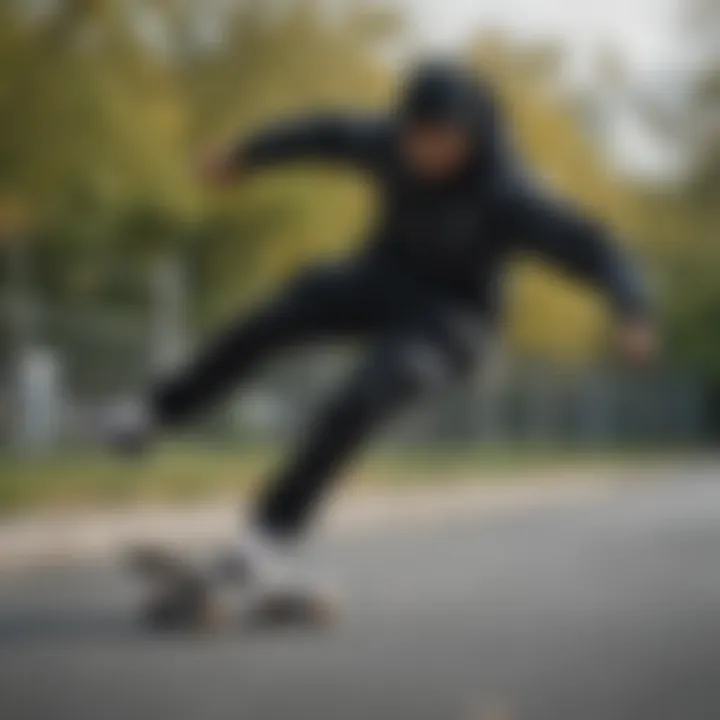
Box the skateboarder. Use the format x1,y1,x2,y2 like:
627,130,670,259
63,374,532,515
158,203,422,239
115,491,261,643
110,61,656,626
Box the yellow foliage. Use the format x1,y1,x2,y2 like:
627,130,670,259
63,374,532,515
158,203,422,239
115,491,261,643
0,2,648,363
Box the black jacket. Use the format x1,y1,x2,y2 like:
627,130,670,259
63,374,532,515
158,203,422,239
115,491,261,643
236,79,648,321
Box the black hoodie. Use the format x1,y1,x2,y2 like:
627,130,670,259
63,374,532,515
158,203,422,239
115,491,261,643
237,62,649,321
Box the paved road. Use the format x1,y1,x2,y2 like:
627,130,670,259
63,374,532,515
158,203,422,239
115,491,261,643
1,472,720,720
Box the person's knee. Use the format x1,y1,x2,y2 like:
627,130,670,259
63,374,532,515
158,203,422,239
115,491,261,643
399,339,458,391
351,341,452,416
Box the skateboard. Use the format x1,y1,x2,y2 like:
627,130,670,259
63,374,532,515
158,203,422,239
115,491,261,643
126,545,340,633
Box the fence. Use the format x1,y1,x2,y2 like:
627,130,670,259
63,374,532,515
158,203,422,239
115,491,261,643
0,312,708,454
0,246,709,453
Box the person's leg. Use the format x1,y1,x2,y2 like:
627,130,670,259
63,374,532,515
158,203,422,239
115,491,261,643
252,329,460,541
150,262,386,429
233,301,488,601
104,262,385,454
152,297,306,428
227,332,448,599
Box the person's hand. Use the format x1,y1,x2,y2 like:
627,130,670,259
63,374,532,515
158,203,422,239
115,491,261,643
616,319,659,366
196,147,241,188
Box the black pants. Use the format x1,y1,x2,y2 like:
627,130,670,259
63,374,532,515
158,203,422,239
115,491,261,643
153,256,486,538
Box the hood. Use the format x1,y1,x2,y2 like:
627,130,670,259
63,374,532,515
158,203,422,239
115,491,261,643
396,60,506,173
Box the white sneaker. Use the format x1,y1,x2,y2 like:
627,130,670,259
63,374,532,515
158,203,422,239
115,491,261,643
231,526,340,624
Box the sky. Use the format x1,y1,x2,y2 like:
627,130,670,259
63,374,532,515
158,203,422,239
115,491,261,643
398,0,683,81
392,0,688,178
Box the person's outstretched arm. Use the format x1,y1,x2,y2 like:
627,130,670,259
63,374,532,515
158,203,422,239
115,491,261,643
199,114,382,186
504,174,657,363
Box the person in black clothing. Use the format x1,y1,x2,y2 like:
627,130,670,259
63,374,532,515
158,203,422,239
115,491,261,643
114,61,656,612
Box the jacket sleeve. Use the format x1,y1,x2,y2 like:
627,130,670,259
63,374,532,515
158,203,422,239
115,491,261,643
233,114,383,170
503,176,651,320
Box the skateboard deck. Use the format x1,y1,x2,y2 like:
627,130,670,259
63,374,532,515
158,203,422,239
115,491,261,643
126,544,340,633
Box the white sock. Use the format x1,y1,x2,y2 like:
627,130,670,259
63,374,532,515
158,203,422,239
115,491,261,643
234,525,337,603
237,525,300,591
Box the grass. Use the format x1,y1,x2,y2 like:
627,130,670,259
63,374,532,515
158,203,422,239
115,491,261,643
0,442,702,514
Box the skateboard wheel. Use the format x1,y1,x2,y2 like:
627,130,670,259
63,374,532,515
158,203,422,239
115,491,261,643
144,579,226,634
252,592,341,627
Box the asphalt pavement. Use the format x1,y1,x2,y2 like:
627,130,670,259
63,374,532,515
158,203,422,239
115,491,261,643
1,469,720,720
